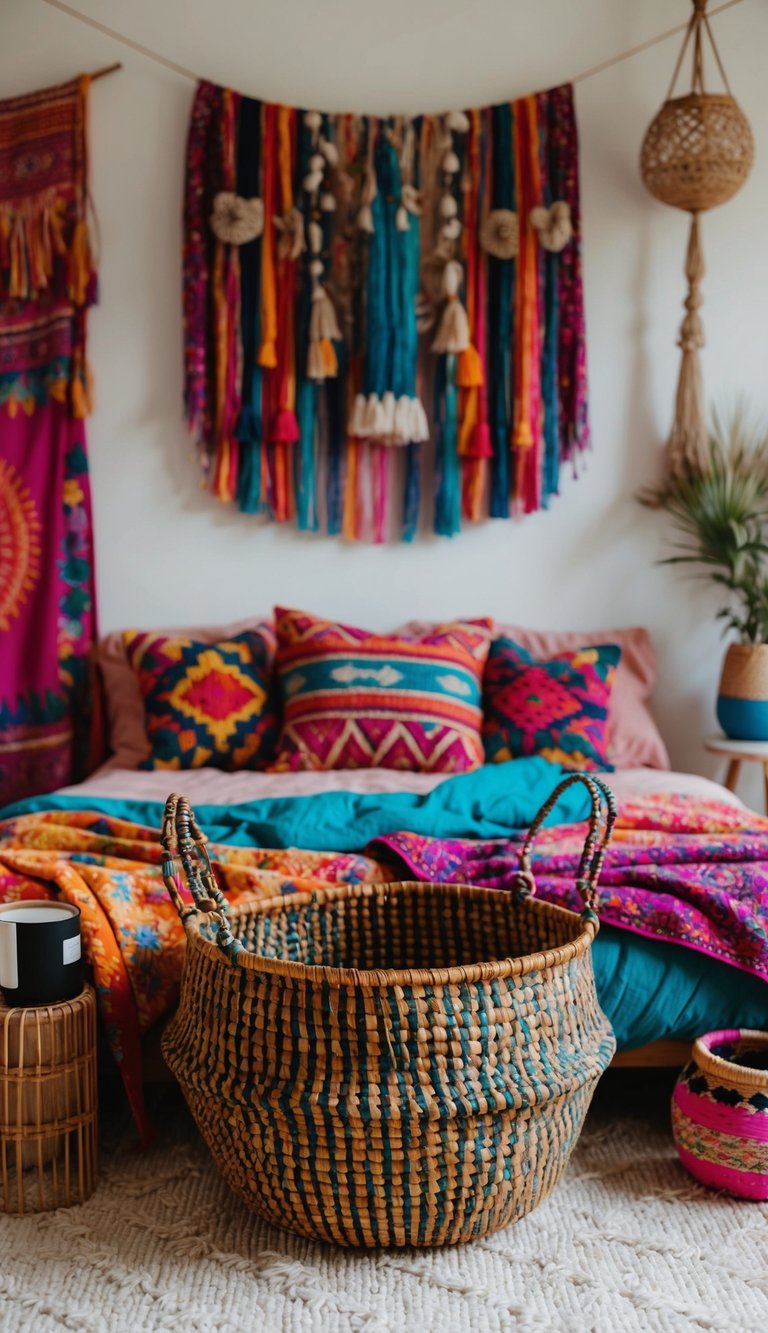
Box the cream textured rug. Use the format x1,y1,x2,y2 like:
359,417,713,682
0,1088,766,1333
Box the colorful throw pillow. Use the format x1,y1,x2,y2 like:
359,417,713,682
482,638,621,771
124,627,278,771
272,608,494,772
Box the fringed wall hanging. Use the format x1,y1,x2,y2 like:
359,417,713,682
640,0,753,481
0,74,103,803
184,80,589,541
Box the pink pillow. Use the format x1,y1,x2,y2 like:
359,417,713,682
97,617,269,768
272,608,494,773
403,621,669,771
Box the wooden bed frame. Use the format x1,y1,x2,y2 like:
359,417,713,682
611,1040,689,1068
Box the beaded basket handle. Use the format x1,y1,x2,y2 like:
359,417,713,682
161,792,243,959
514,773,617,917
161,776,616,959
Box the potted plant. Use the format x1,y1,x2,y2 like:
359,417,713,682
647,409,768,740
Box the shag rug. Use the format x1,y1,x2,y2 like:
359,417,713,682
0,1083,766,1333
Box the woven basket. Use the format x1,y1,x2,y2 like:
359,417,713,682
161,775,616,1247
672,1029,768,1200
640,92,754,213
717,643,768,741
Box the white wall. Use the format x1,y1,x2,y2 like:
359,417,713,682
5,0,768,803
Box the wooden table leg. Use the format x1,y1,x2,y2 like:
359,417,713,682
724,759,741,792
763,763,768,815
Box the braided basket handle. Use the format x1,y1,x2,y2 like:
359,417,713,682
515,774,617,917
161,793,243,959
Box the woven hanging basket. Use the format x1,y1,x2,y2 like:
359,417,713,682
640,91,754,213
160,776,617,1248
639,0,754,480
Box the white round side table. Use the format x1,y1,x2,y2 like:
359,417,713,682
704,734,768,809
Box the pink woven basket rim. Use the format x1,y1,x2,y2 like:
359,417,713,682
693,1028,768,1091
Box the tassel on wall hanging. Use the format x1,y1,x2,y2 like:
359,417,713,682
184,80,588,541
640,0,754,481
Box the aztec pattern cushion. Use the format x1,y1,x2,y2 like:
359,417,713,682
482,637,621,771
124,626,278,771
272,608,494,772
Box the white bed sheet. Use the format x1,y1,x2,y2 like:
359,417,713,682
59,763,743,809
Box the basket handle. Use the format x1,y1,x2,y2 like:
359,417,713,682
161,793,243,960
515,774,617,917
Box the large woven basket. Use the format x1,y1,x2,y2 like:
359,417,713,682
161,774,616,1247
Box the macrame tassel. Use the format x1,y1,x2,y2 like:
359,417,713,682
320,339,337,376
433,296,470,354
457,343,484,388
1,194,91,304
667,213,708,479
307,334,338,381
271,407,301,443
307,283,341,381
70,357,93,419
310,284,341,341
432,261,470,354
67,219,91,306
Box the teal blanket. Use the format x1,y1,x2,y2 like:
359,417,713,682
1,759,764,1048
0,758,590,851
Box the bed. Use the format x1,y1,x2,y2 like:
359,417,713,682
2,614,766,1142
53,758,768,1063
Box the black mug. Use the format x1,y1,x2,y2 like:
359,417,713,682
0,900,82,1006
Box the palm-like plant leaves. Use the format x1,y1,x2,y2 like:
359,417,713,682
644,409,768,643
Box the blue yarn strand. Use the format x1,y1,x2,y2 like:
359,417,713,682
434,354,461,537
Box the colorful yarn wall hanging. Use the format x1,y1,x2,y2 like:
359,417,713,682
183,80,589,541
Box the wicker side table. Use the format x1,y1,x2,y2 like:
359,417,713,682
0,984,98,1214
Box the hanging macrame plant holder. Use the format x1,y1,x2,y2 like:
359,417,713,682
640,0,754,480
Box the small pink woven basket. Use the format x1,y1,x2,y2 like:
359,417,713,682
672,1028,768,1200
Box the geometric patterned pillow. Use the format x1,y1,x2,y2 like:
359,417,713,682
272,607,494,773
123,627,278,771
482,637,621,772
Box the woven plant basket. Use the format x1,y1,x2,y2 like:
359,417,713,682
717,643,768,741
161,775,616,1248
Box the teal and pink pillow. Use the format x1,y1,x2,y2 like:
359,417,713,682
272,607,494,772
482,638,621,772
124,626,278,770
